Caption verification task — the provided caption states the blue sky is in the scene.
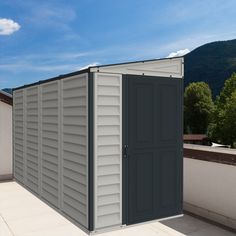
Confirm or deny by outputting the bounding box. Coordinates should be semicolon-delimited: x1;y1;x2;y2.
1;0;236;89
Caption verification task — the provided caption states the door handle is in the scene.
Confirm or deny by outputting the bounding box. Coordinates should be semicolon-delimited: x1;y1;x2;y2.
123;145;128;158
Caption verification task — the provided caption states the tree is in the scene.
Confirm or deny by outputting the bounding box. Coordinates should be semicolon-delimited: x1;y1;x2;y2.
221;92;236;147
209;73;236;147
217;72;236;108
184;82;214;134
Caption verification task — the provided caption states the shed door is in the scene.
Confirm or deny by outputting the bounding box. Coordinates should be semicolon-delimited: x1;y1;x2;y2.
123;75;183;225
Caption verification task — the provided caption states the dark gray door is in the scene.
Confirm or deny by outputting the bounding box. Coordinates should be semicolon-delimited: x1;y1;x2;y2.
123;75;183;225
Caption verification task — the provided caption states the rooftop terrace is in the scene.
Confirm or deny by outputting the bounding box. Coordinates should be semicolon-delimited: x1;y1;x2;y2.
0;181;235;236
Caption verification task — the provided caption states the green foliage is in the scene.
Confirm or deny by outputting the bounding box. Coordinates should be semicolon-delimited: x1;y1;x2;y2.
184;39;236;97
208;73;236;147
216;72;236;108
221;92;236;147
184;82;214;134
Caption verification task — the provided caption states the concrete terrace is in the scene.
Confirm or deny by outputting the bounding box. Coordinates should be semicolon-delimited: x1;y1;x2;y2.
162;214;235;236
0;181;235;236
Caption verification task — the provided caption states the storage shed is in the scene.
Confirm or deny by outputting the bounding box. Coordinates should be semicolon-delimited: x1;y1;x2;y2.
13;57;183;233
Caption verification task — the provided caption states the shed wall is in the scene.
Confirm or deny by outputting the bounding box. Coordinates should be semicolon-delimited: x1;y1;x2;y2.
13;73;89;229
93;73;122;229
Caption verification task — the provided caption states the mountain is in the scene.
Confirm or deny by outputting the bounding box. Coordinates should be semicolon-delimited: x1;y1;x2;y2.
2;39;236;98
184;39;236;98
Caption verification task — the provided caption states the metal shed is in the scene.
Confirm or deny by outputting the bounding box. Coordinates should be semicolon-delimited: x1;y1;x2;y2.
13;57;183;233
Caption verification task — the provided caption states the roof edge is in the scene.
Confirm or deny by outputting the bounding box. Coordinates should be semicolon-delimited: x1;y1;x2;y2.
13;57;184;91
90;56;184;70
13;68;90;91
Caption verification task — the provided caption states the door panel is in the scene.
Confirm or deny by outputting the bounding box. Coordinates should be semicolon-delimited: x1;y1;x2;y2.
159;84;177;142
123;75;183;225
135;85;154;144
128;151;155;222
160;149;177;208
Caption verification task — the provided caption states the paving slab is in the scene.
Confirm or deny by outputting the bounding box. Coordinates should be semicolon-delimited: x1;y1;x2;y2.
0;214;13;236
1;181;234;236
0;181;185;236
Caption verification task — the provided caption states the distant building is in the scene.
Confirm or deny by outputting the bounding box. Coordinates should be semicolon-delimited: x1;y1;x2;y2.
184;134;211;146
2;88;13;95
0;90;13;180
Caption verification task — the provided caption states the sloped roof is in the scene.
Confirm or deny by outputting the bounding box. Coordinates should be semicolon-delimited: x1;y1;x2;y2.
13;57;184;91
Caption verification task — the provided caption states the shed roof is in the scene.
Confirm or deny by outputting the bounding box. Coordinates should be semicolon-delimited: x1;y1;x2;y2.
13;57;183;91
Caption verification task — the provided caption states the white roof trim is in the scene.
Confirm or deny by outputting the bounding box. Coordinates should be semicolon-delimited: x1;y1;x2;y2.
90;57;184;78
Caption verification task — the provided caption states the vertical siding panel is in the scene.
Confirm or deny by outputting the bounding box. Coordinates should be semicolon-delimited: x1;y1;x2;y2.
94;73;122;229
38;85;42;196
13;90;24;183
41;81;60;207
25;86;39;193
23;89;27;184
61;74;88;228
59;81;63;210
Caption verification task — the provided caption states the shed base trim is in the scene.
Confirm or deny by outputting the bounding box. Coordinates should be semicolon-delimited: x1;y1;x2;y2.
90;214;183;235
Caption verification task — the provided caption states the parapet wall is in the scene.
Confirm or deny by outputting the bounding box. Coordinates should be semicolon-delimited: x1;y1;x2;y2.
184;144;236;230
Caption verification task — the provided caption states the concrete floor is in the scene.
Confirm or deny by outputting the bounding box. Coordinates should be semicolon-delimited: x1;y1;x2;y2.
162;214;236;236
0;181;184;236
0;181;234;236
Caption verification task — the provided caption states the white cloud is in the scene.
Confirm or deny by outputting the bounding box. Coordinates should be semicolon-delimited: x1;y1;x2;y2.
0;18;21;35
167;49;190;58
79;63;100;70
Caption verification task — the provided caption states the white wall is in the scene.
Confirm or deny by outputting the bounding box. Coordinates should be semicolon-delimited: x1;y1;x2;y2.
0;101;12;179
184;158;236;229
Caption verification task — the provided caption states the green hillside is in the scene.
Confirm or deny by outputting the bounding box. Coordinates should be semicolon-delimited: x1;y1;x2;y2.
184;39;236;97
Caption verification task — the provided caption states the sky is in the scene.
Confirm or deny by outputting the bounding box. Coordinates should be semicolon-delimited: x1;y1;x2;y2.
1;0;236;89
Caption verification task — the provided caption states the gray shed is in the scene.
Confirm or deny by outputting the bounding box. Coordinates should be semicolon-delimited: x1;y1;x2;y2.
13;57;183;233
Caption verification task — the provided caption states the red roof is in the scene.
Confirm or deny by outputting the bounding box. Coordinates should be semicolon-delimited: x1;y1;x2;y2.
0;90;13;106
